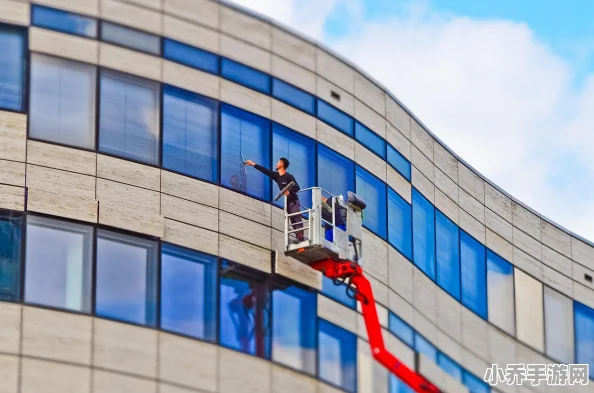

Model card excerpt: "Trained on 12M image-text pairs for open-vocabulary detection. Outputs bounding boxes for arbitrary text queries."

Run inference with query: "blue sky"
[324,0,594,83]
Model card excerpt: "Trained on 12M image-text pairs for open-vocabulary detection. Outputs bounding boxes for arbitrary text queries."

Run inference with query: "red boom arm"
[310,259,442,393]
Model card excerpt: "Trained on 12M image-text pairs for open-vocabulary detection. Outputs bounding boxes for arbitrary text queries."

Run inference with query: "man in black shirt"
[244,157,304,242]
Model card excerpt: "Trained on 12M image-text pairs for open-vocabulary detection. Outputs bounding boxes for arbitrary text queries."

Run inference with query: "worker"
[244,157,304,243]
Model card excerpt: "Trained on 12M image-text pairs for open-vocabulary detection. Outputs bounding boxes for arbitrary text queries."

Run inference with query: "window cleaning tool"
[274,181,295,202]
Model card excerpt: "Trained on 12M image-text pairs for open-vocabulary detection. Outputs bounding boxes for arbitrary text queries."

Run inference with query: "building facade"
[0,0,592,392]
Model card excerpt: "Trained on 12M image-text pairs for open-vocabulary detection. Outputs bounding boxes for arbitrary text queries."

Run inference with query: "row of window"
[2,6,413,180]
[0,210,495,393]
[0,211,356,391]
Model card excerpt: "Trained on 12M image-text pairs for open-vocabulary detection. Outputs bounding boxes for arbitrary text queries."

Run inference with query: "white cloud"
[229,0,594,242]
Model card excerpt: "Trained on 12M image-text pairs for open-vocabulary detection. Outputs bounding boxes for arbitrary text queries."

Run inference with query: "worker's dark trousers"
[288,200,304,239]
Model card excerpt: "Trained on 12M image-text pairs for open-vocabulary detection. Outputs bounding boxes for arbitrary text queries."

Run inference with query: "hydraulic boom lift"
[281,186,441,393]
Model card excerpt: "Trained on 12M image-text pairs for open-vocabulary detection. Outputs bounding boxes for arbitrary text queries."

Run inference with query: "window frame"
[355,164,387,239]
[28,53,98,151]
[162,38,220,75]
[219,103,272,202]
[160,242,218,343]
[94,226,159,327]
[24,214,95,313]
[0,22,27,113]
[0,209,23,303]
[97,67,162,167]
[220,57,271,95]
[31,4,98,38]
[355,121,386,159]
[271,78,316,116]
[270,276,318,376]
[99,21,162,56]
[161,84,219,183]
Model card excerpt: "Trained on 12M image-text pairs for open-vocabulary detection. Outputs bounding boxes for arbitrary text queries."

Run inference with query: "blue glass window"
[387,145,411,181]
[356,166,387,238]
[486,251,515,335]
[321,276,356,309]
[388,188,412,260]
[414,334,437,363]
[272,124,315,208]
[219,260,270,358]
[99,70,160,165]
[221,58,270,94]
[318,319,357,393]
[272,79,315,114]
[318,100,354,136]
[220,104,271,200]
[438,353,463,381]
[101,22,160,55]
[163,39,219,74]
[0,25,26,111]
[163,85,218,182]
[32,5,97,37]
[388,312,414,347]
[574,302,594,379]
[161,244,217,341]
[435,210,460,300]
[460,231,487,319]
[318,144,354,201]
[463,372,490,393]
[355,122,386,158]
[95,230,158,326]
[412,189,435,280]
[390,375,415,393]
[0,211,22,301]
[272,281,317,374]
[25,216,93,312]
[29,54,97,149]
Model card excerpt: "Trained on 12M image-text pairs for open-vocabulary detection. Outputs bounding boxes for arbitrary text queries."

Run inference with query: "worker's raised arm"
[245,160,279,180]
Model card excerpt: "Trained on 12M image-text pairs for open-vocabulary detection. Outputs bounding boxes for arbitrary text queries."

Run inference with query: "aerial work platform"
[281,187,441,393]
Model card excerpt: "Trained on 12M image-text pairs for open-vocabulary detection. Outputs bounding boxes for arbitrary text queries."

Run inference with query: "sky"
[230,0,594,243]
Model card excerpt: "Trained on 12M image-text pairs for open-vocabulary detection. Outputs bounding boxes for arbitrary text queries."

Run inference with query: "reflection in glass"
[95,230,158,326]
[0,212,22,301]
[414,333,437,363]
[574,301,594,379]
[32,5,97,37]
[388,188,412,260]
[30,54,97,149]
[220,104,271,199]
[219,260,270,358]
[460,231,487,319]
[0,25,26,111]
[388,312,414,348]
[101,22,161,55]
[272,282,316,374]
[356,165,387,239]
[272,124,316,209]
[161,243,217,341]
[487,250,514,335]
[412,189,435,280]
[99,70,160,164]
[25,216,93,312]
[318,319,357,393]
[318,144,354,202]
[436,210,460,300]
[163,86,218,182]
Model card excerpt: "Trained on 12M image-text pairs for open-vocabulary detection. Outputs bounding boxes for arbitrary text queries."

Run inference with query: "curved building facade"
[0,1,592,392]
